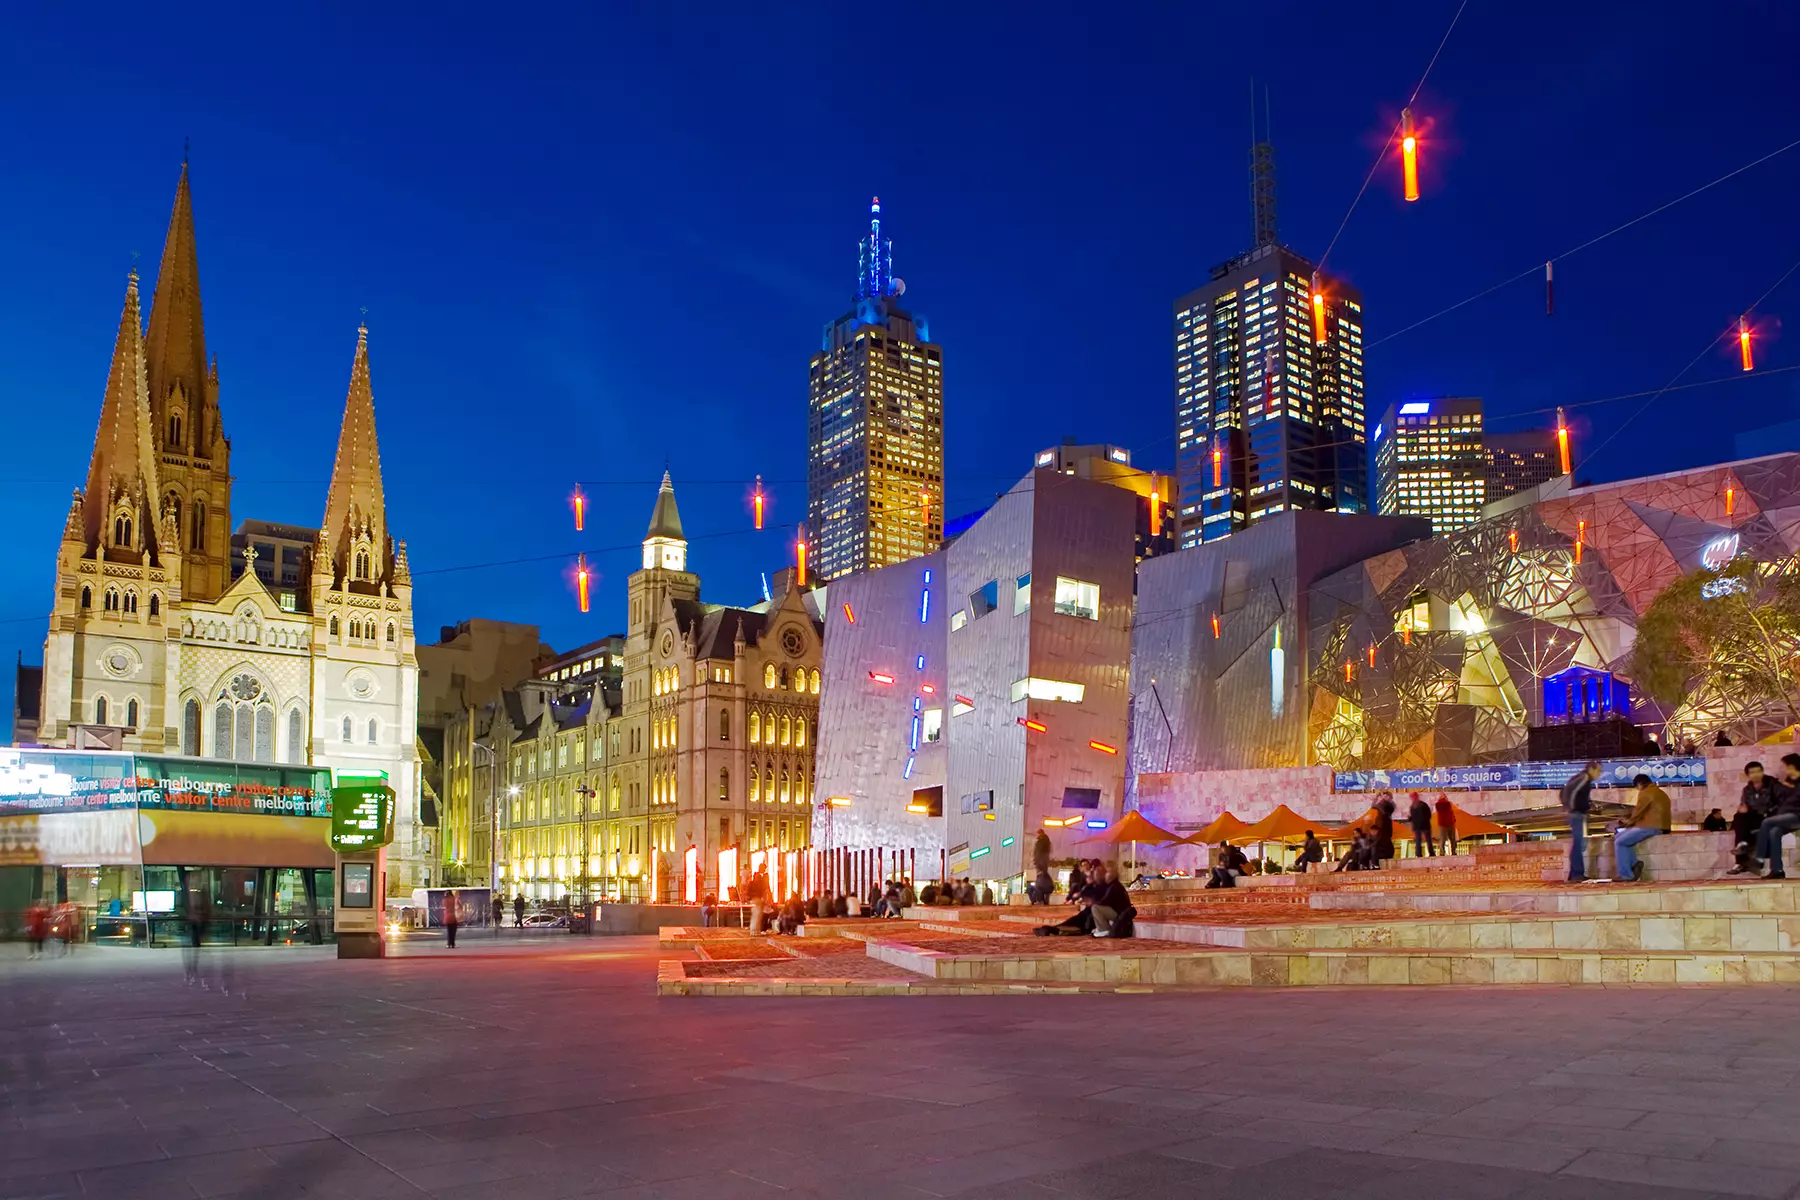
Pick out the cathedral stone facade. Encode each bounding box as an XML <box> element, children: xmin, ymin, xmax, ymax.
<box><xmin>35</xmin><ymin>165</ymin><xmax>427</xmax><ymax>893</ymax></box>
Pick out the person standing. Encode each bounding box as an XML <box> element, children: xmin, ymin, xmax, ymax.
<box><xmin>24</xmin><ymin>901</ymin><xmax>48</xmax><ymax>958</ymax></box>
<box><xmin>1435</xmin><ymin>794</ymin><xmax>1458</xmax><ymax>855</ymax></box>
<box><xmin>1372</xmin><ymin>793</ymin><xmax>1397</xmax><ymax>865</ymax></box>
<box><xmin>513</xmin><ymin>893</ymin><xmax>526</xmax><ymax>928</ymax></box>
<box><xmin>1746</xmin><ymin>754</ymin><xmax>1800</xmax><ymax>879</ymax></box>
<box><xmin>1614</xmin><ymin>773</ymin><xmax>1672</xmax><ymax>882</ymax></box>
<box><xmin>1407</xmin><ymin>793</ymin><xmax>1435</xmax><ymax>858</ymax></box>
<box><xmin>443</xmin><ymin>893</ymin><xmax>460</xmax><ymax>949</ymax></box>
<box><xmin>1561</xmin><ymin>762</ymin><xmax>1603</xmax><ymax>882</ymax></box>
<box><xmin>491</xmin><ymin>893</ymin><xmax>505</xmax><ymax>931</ymax></box>
<box><xmin>746</xmin><ymin>867</ymin><xmax>771</xmax><ymax>933</ymax></box>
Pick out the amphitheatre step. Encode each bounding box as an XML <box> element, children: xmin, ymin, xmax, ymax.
<box><xmin>860</xmin><ymin>935</ymin><xmax>1800</xmax><ymax>988</ymax></box>
<box><xmin>1136</xmin><ymin>909</ymin><xmax>1800</xmax><ymax>954</ymax></box>
<box><xmin>1309</xmin><ymin>879</ymin><xmax>1800</xmax><ymax>915</ymax></box>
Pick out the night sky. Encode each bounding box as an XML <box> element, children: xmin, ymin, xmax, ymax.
<box><xmin>3</xmin><ymin>2</ymin><xmax>1798</xmax><ymax>715</ymax></box>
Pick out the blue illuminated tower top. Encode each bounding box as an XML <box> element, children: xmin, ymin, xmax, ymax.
<box><xmin>857</xmin><ymin>196</ymin><xmax>895</xmax><ymax>301</ymax></box>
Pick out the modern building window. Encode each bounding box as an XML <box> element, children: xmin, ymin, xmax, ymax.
<box><xmin>1053</xmin><ymin>577</ymin><xmax>1100</xmax><ymax>620</ymax></box>
<box><xmin>923</xmin><ymin>708</ymin><xmax>942</xmax><ymax>742</ymax></box>
<box><xmin>95</xmin><ymin>696</ymin><xmax>108</xmax><ymax>725</ymax></box>
<box><xmin>1014</xmin><ymin>573</ymin><xmax>1032</xmax><ymax>614</ymax></box>
<box><xmin>969</xmin><ymin>580</ymin><xmax>999</xmax><ymax>619</ymax></box>
<box><xmin>950</xmin><ymin>610</ymin><xmax>967</xmax><ymax>632</ymax></box>
<box><xmin>1010</xmin><ymin>677</ymin><xmax>1086</xmax><ymax>703</ymax></box>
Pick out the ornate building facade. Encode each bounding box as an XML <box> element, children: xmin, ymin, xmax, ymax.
<box><xmin>35</xmin><ymin>165</ymin><xmax>426</xmax><ymax>891</ymax></box>
<box><xmin>477</xmin><ymin>474</ymin><xmax>824</xmax><ymax>902</ymax></box>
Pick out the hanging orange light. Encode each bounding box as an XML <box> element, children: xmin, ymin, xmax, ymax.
<box><xmin>1211</xmin><ymin>613</ymin><xmax>1221</xmax><ymax>639</ymax></box>
<box><xmin>1400</xmin><ymin>627</ymin><xmax>1412</xmax><ymax>646</ymax></box>
<box><xmin>1148</xmin><ymin>473</ymin><xmax>1162</xmax><ymax>537</ymax></box>
<box><xmin>1508</xmin><ymin>528</ymin><xmax>1519</xmax><ymax>554</ymax></box>
<box><xmin>1343</xmin><ymin>661</ymin><xmax>1354</xmax><ymax>683</ymax></box>
<box><xmin>1211</xmin><ymin>435</ymin><xmax>1223</xmax><ymax>488</ymax></box>
<box><xmin>1575</xmin><ymin>519</ymin><xmax>1586</xmax><ymax>564</ymax></box>
<box><xmin>1556</xmin><ymin>407</ymin><xmax>1571</xmax><ymax>475</ymax></box>
<box><xmin>576</xmin><ymin>553</ymin><xmax>590</xmax><ymax>613</ymax></box>
<box><xmin>1311</xmin><ymin>274</ymin><xmax>1328</xmax><ymax>344</ymax></box>
<box><xmin>572</xmin><ymin>488</ymin><xmax>585</xmax><ymax>532</ymax></box>
<box><xmin>1400</xmin><ymin>108</ymin><xmax>1420</xmax><ymax>202</ymax></box>
<box><xmin>752</xmin><ymin>475</ymin><xmax>765</xmax><ymax>531</ymax></box>
<box><xmin>1726</xmin><ymin>482</ymin><xmax>1737</xmax><ymax>517</ymax></box>
<box><xmin>920</xmin><ymin>487</ymin><xmax>931</xmax><ymax>534</ymax></box>
<box><xmin>1740</xmin><ymin>317</ymin><xmax>1755</xmax><ymax>372</ymax></box>
<box><xmin>795</xmin><ymin>531</ymin><xmax>808</xmax><ymax>587</ymax></box>
<box><xmin>1367</xmin><ymin>643</ymin><xmax>1377</xmax><ymax>668</ymax></box>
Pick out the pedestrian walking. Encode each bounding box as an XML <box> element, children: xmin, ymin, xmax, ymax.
<box><xmin>1561</xmin><ymin>761</ymin><xmax>1603</xmax><ymax>882</ymax></box>
<box><xmin>443</xmin><ymin>894</ymin><xmax>460</xmax><ymax>949</ymax></box>
<box><xmin>1435</xmin><ymin>794</ymin><xmax>1458</xmax><ymax>855</ymax></box>
<box><xmin>513</xmin><ymin>894</ymin><xmax>526</xmax><ymax>928</ymax></box>
<box><xmin>1407</xmin><ymin>793</ymin><xmax>1435</xmax><ymax>857</ymax></box>
<box><xmin>491</xmin><ymin>894</ymin><xmax>504</xmax><ymax>930</ymax></box>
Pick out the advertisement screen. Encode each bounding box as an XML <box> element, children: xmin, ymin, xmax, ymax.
<box><xmin>341</xmin><ymin>862</ymin><xmax>375</xmax><ymax>909</ymax></box>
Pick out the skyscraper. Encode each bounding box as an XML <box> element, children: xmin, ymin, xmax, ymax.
<box><xmin>808</xmin><ymin>198</ymin><xmax>944</xmax><ymax>581</ymax></box>
<box><xmin>1173</xmin><ymin>140</ymin><xmax>1367</xmax><ymax>548</ymax></box>
<box><xmin>1484</xmin><ymin>428</ymin><xmax>1562</xmax><ymax>503</ymax></box>
<box><xmin>1374</xmin><ymin>397</ymin><xmax>1485</xmax><ymax>532</ymax></box>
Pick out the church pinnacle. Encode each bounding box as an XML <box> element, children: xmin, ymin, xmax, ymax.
<box><xmin>321</xmin><ymin>324</ymin><xmax>389</xmax><ymax>585</ymax></box>
<box><xmin>144</xmin><ymin>161</ymin><xmax>214</xmax><ymax>452</ymax></box>
<box><xmin>79</xmin><ymin>270</ymin><xmax>162</xmax><ymax>556</ymax></box>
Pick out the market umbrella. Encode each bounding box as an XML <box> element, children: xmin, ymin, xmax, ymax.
<box><xmin>1238</xmin><ymin>805</ymin><xmax>1323</xmax><ymax>844</ymax></box>
<box><xmin>1076</xmin><ymin>810</ymin><xmax>1184</xmax><ymax>846</ymax></box>
<box><xmin>1179</xmin><ymin>812</ymin><xmax>1254</xmax><ymax>846</ymax></box>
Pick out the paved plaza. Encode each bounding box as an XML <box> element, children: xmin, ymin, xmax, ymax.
<box><xmin>4</xmin><ymin>935</ymin><xmax>1800</xmax><ymax>1199</ymax></box>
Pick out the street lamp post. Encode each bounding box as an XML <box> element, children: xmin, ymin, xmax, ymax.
<box><xmin>575</xmin><ymin>785</ymin><xmax>596</xmax><ymax>910</ymax></box>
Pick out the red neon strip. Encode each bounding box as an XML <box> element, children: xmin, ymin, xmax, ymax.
<box><xmin>843</xmin><ymin>602</ymin><xmax>855</xmax><ymax>624</ymax></box>
<box><xmin>868</xmin><ymin>672</ymin><xmax>894</xmax><ymax>685</ymax></box>
<box><xmin>921</xmin><ymin>684</ymin><xmax>935</xmax><ymax>694</ymax></box>
<box><xmin>1018</xmin><ymin>718</ymin><xmax>1046</xmax><ymax>733</ymax></box>
<box><xmin>953</xmin><ymin>695</ymin><xmax>973</xmax><ymax>707</ymax></box>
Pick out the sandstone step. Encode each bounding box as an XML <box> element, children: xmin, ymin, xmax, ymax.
<box><xmin>1136</xmin><ymin>909</ymin><xmax>1800</xmax><ymax>954</ymax></box>
<box><xmin>864</xmin><ymin>937</ymin><xmax>1800</xmax><ymax>988</ymax></box>
<box><xmin>1308</xmin><ymin>879</ymin><xmax>1800</xmax><ymax>915</ymax></box>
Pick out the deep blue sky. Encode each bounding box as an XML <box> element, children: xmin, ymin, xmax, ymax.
<box><xmin>4</xmin><ymin>2</ymin><xmax>1799</xmax><ymax>712</ymax></box>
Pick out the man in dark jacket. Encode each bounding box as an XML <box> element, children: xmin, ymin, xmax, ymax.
<box><xmin>1407</xmin><ymin>794</ymin><xmax>1435</xmax><ymax>858</ymax></box>
<box><xmin>1372</xmin><ymin>793</ymin><xmax>1397</xmax><ymax>864</ymax></box>
<box><xmin>1742</xmin><ymin>761</ymin><xmax>1778</xmax><ymax>817</ymax></box>
<box><xmin>1561</xmin><ymin>762</ymin><xmax>1603</xmax><ymax>882</ymax></box>
<box><xmin>1089</xmin><ymin>865</ymin><xmax>1136</xmax><ymax>938</ymax></box>
<box><xmin>1726</xmin><ymin>800</ymin><xmax>1764</xmax><ymax>874</ymax></box>
<box><xmin>1746</xmin><ymin>754</ymin><xmax>1800</xmax><ymax>879</ymax></box>
<box><xmin>1293</xmin><ymin>831</ymin><xmax>1324</xmax><ymax>873</ymax></box>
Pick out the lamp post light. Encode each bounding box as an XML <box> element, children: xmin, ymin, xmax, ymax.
<box><xmin>574</xmin><ymin>785</ymin><xmax>597</xmax><ymax>910</ymax></box>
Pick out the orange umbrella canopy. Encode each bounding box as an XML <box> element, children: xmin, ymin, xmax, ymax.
<box><xmin>1237</xmin><ymin>805</ymin><xmax>1324</xmax><ymax>844</ymax></box>
<box><xmin>1179</xmin><ymin>812</ymin><xmax>1255</xmax><ymax>846</ymax></box>
<box><xmin>1077</xmin><ymin>810</ymin><xmax>1184</xmax><ymax>846</ymax></box>
<box><xmin>1325</xmin><ymin>801</ymin><xmax>1511</xmax><ymax>840</ymax></box>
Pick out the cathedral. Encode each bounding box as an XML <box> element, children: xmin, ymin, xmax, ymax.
<box><xmin>35</xmin><ymin>164</ymin><xmax>426</xmax><ymax>892</ymax></box>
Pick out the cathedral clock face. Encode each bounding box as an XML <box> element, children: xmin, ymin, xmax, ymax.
<box><xmin>781</xmin><ymin>627</ymin><xmax>804</xmax><ymax>658</ymax></box>
<box><xmin>659</xmin><ymin>631</ymin><xmax>675</xmax><ymax>658</ymax></box>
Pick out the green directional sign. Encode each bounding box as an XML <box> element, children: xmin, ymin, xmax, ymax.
<box><xmin>329</xmin><ymin>783</ymin><xmax>395</xmax><ymax>852</ymax></box>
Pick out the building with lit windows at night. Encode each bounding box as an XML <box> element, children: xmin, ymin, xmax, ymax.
<box><xmin>1030</xmin><ymin>442</ymin><xmax>1177</xmax><ymax>563</ymax></box>
<box><xmin>473</xmin><ymin>475</ymin><xmax>824</xmax><ymax>904</ymax></box>
<box><xmin>1173</xmin><ymin>140</ymin><xmax>1367</xmax><ymax>548</ymax></box>
<box><xmin>813</xmin><ymin>468</ymin><xmax>1136</xmax><ymax>892</ymax></box>
<box><xmin>17</xmin><ymin>163</ymin><xmax>427</xmax><ymax>923</ymax></box>
<box><xmin>1484</xmin><ymin>427</ymin><xmax>1564</xmax><ymax>504</ymax></box>
<box><xmin>1374</xmin><ymin>397</ymin><xmax>1487</xmax><ymax>533</ymax></box>
<box><xmin>807</xmin><ymin>198</ymin><xmax>944</xmax><ymax>581</ymax></box>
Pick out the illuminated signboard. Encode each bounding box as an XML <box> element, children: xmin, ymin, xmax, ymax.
<box><xmin>0</xmin><ymin>749</ymin><xmax>331</xmax><ymax>818</ymax></box>
<box><xmin>328</xmin><ymin>783</ymin><xmax>395</xmax><ymax>852</ymax></box>
<box><xmin>1700</xmin><ymin>534</ymin><xmax>1741</xmax><ymax>571</ymax></box>
<box><xmin>1399</xmin><ymin>401</ymin><xmax>1431</xmax><ymax>415</ymax></box>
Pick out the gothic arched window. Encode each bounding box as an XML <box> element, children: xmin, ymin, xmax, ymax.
<box><xmin>764</xmin><ymin>663</ymin><xmax>777</xmax><ymax>689</ymax></box>
<box><xmin>166</xmin><ymin>494</ymin><xmax>181</xmax><ymax>538</ymax></box>
<box><xmin>354</xmin><ymin>548</ymin><xmax>370</xmax><ymax>581</ymax></box>
<box><xmin>287</xmin><ymin>709</ymin><xmax>304</xmax><ymax>763</ymax></box>
<box><xmin>113</xmin><ymin>514</ymin><xmax>131</xmax><ymax>548</ymax></box>
<box><xmin>213</xmin><ymin>702</ymin><xmax>231</xmax><ymax>758</ymax></box>
<box><xmin>104</xmin><ymin>587</ymin><xmax>120</xmax><ymax>613</ymax></box>
<box><xmin>385</xmin><ymin>621</ymin><xmax>396</xmax><ymax>644</ymax></box>
<box><xmin>796</xmin><ymin>717</ymin><xmax>807</xmax><ymax>748</ymax></box>
<box><xmin>181</xmin><ymin>698</ymin><xmax>199</xmax><ymax>755</ymax></box>
<box><xmin>719</xmin><ymin>707</ymin><xmax>730</xmax><ymax>742</ymax></box>
<box><xmin>126</xmin><ymin>698</ymin><xmax>139</xmax><ymax>729</ymax></box>
<box><xmin>167</xmin><ymin>413</ymin><xmax>182</xmax><ymax>446</ymax></box>
<box><xmin>719</xmin><ymin>769</ymin><xmax>729</xmax><ymax>803</ymax></box>
<box><xmin>779</xmin><ymin>715</ymin><xmax>791</xmax><ymax>746</ymax></box>
<box><xmin>367</xmin><ymin>718</ymin><xmax>379</xmax><ymax>745</ymax></box>
<box><xmin>341</xmin><ymin>715</ymin><xmax>353</xmax><ymax>742</ymax></box>
<box><xmin>148</xmin><ymin>594</ymin><xmax>160</xmax><ymax>619</ymax></box>
<box><xmin>329</xmin><ymin>615</ymin><xmax>340</xmax><ymax>638</ymax></box>
<box><xmin>190</xmin><ymin>501</ymin><xmax>206</xmax><ymax>550</ymax></box>
<box><xmin>80</xmin><ymin>586</ymin><xmax>91</xmax><ymax>610</ymax></box>
<box><xmin>95</xmin><ymin>696</ymin><xmax>108</xmax><ymax>725</ymax></box>
<box><xmin>748</xmin><ymin>710</ymin><xmax>761</xmax><ymax>743</ymax></box>
<box><xmin>123</xmin><ymin>590</ymin><xmax>138</xmax><ymax>615</ymax></box>
<box><xmin>809</xmin><ymin>668</ymin><xmax>821</xmax><ymax>695</ymax></box>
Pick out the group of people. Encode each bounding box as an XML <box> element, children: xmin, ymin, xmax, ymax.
<box><xmin>21</xmin><ymin>900</ymin><xmax>83</xmax><ymax>956</ymax></box>
<box><xmin>1559</xmin><ymin>761</ymin><xmax>1675</xmax><ymax>882</ymax></box>
<box><xmin>1723</xmin><ymin>755</ymin><xmax>1800</xmax><ymax>878</ymax></box>
<box><xmin>1033</xmin><ymin>860</ymin><xmax>1135</xmax><ymax>938</ymax></box>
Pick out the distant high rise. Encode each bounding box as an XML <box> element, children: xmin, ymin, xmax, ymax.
<box><xmin>1173</xmin><ymin>136</ymin><xmax>1367</xmax><ymax>548</ymax></box>
<box><xmin>1484</xmin><ymin>428</ymin><xmax>1563</xmax><ymax>503</ymax></box>
<box><xmin>1374</xmin><ymin>397</ymin><xmax>1485</xmax><ymax>532</ymax></box>
<box><xmin>808</xmin><ymin>199</ymin><xmax>944</xmax><ymax>581</ymax></box>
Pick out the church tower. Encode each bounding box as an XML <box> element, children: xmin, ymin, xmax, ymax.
<box><xmin>40</xmin><ymin>271</ymin><xmax>181</xmax><ymax>749</ymax></box>
<box><xmin>144</xmin><ymin>162</ymin><xmax>233</xmax><ymax>601</ymax></box>
<box><xmin>627</xmin><ymin>472</ymin><xmax>700</xmax><ymax>651</ymax></box>
<box><xmin>309</xmin><ymin>325</ymin><xmax>423</xmax><ymax>886</ymax></box>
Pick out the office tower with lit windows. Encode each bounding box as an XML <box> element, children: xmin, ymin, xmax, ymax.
<box><xmin>808</xmin><ymin>198</ymin><xmax>944</xmax><ymax>581</ymax></box>
<box><xmin>1484</xmin><ymin>428</ymin><xmax>1562</xmax><ymax>503</ymax></box>
<box><xmin>1374</xmin><ymin>397</ymin><xmax>1486</xmax><ymax>532</ymax></box>
<box><xmin>1173</xmin><ymin>142</ymin><xmax>1367</xmax><ymax>548</ymax></box>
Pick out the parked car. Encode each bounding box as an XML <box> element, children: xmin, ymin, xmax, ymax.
<box><xmin>521</xmin><ymin>912</ymin><xmax>568</xmax><ymax>928</ymax></box>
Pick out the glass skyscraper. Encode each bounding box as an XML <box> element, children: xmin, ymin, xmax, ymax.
<box><xmin>808</xmin><ymin>199</ymin><xmax>944</xmax><ymax>581</ymax></box>
<box><xmin>1173</xmin><ymin>145</ymin><xmax>1367</xmax><ymax>548</ymax></box>
<box><xmin>1374</xmin><ymin>396</ymin><xmax>1486</xmax><ymax>532</ymax></box>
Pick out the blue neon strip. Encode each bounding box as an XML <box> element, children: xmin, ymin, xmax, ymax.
<box><xmin>920</xmin><ymin>588</ymin><xmax>930</xmax><ymax>623</ymax></box>
<box><xmin>916</xmin><ymin>654</ymin><xmax>925</xmax><ymax>670</ymax></box>
<box><xmin>913</xmin><ymin>697</ymin><xmax>922</xmax><ymax>712</ymax></box>
<box><xmin>903</xmin><ymin>756</ymin><xmax>915</xmax><ymax>779</ymax></box>
<box><xmin>910</xmin><ymin>716</ymin><xmax>920</xmax><ymax>751</ymax></box>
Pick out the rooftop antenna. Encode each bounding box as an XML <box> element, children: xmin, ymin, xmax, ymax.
<box><xmin>1250</xmin><ymin>81</ymin><xmax>1278</xmax><ymax>250</ymax></box>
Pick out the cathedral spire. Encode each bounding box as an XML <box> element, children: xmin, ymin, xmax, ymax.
<box><xmin>144</xmin><ymin>161</ymin><xmax>212</xmax><ymax>451</ymax></box>
<box><xmin>81</xmin><ymin>271</ymin><xmax>161</xmax><ymax>554</ymax></box>
<box><xmin>322</xmin><ymin>324</ymin><xmax>388</xmax><ymax>585</ymax></box>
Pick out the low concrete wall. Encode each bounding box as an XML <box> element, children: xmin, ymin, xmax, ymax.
<box><xmin>594</xmin><ymin>903</ymin><xmax>700</xmax><ymax>935</ymax></box>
